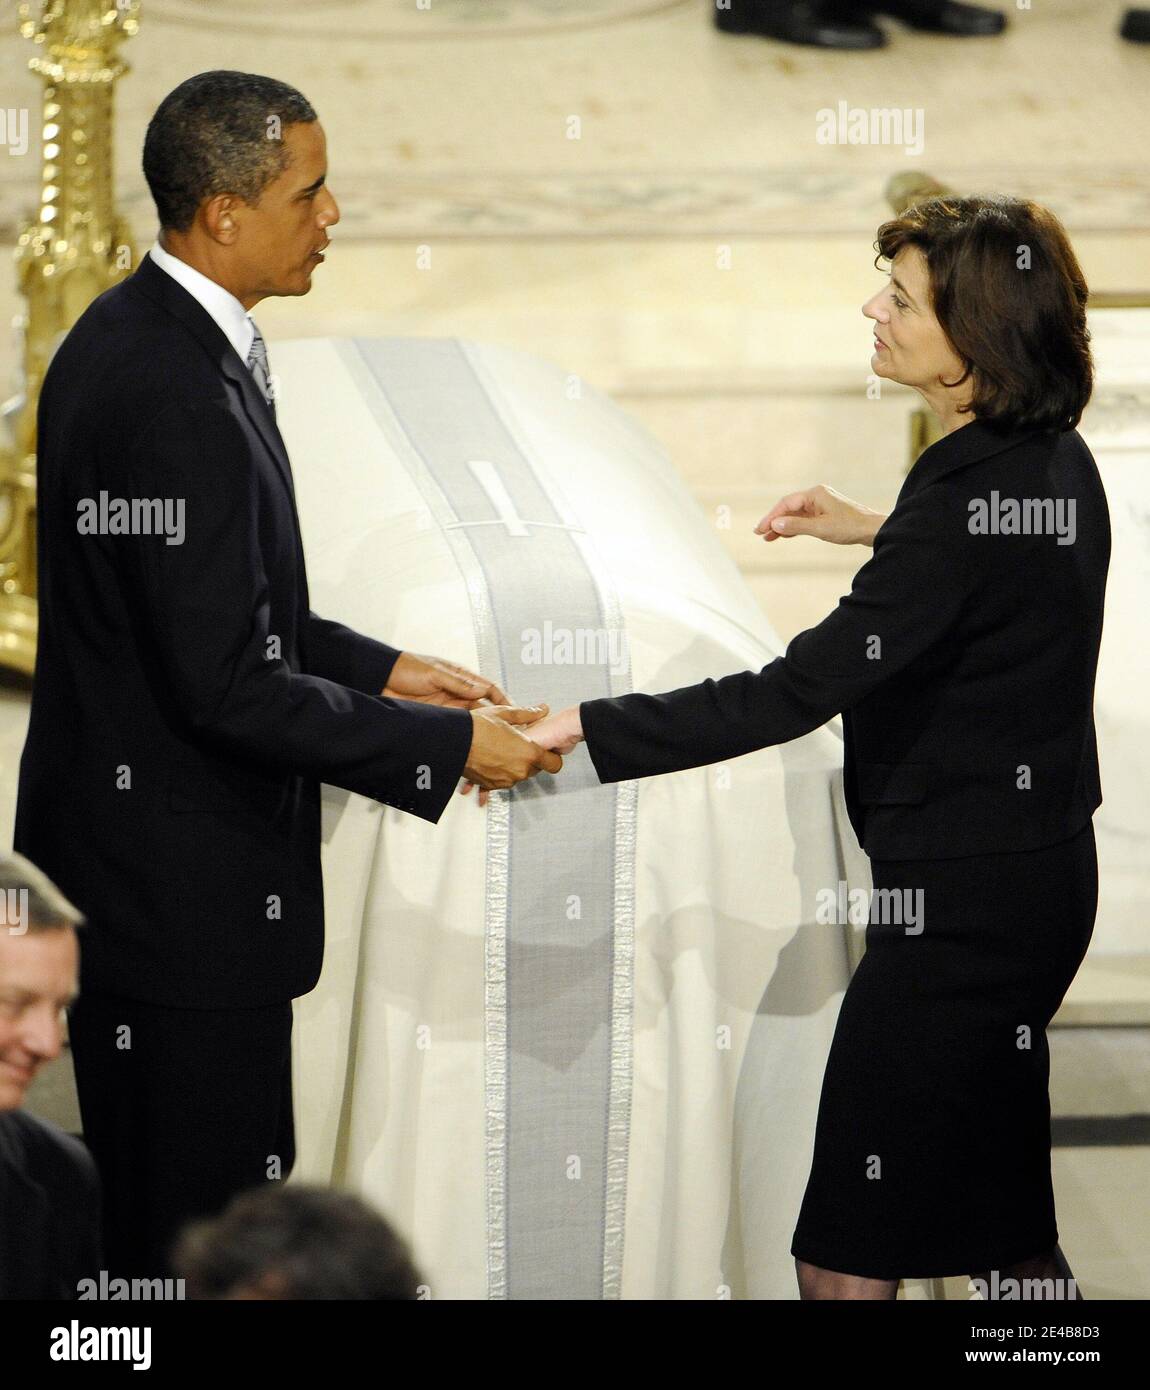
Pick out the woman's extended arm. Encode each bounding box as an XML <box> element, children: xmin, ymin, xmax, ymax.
<box><xmin>529</xmin><ymin>481</ymin><xmax>971</xmax><ymax>784</ymax></box>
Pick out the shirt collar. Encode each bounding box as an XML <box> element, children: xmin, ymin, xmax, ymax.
<box><xmin>148</xmin><ymin>236</ymin><xmax>257</xmax><ymax>366</ymax></box>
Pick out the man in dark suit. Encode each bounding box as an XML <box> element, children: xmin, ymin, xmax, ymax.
<box><xmin>13</xmin><ymin>69</ymin><xmax>562</xmax><ymax>1279</ymax></box>
<box><xmin>0</xmin><ymin>853</ymin><xmax>101</xmax><ymax>1300</ymax></box>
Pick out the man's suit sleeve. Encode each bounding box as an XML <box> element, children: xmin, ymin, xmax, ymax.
<box><xmin>305</xmin><ymin>610</ymin><xmax>402</xmax><ymax>695</ymax></box>
<box><xmin>579</xmin><ymin>483</ymin><xmax>972</xmax><ymax>784</ymax></box>
<box><xmin>124</xmin><ymin>401</ymin><xmax>473</xmax><ymax>822</ymax></box>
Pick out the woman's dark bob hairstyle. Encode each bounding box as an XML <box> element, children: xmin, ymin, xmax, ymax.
<box><xmin>873</xmin><ymin>195</ymin><xmax>1093</xmax><ymax>433</ymax></box>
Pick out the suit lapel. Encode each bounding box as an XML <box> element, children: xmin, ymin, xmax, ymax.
<box><xmin>126</xmin><ymin>252</ymin><xmax>297</xmax><ymax>505</ymax></box>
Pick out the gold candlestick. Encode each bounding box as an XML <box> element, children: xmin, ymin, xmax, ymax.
<box><xmin>0</xmin><ymin>0</ymin><xmax>141</xmax><ymax>674</ymax></box>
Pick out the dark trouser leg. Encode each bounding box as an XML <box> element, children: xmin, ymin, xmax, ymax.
<box><xmin>68</xmin><ymin>991</ymin><xmax>295</xmax><ymax>1280</ymax></box>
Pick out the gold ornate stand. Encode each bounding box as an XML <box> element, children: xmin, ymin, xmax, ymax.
<box><xmin>0</xmin><ymin>0</ymin><xmax>140</xmax><ymax>675</ymax></box>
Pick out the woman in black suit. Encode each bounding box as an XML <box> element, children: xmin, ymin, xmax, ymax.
<box><xmin>526</xmin><ymin>196</ymin><xmax>1108</xmax><ymax>1299</ymax></box>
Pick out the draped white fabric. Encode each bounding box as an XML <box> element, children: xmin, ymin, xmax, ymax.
<box><xmin>277</xmin><ymin>337</ymin><xmax>873</xmax><ymax>1299</ymax></box>
<box><xmin>1079</xmin><ymin>308</ymin><xmax>1150</xmax><ymax>958</ymax></box>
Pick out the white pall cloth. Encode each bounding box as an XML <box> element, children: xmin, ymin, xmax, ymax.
<box><xmin>275</xmin><ymin>336</ymin><xmax>871</xmax><ymax>1299</ymax></box>
<box><xmin>1078</xmin><ymin>308</ymin><xmax>1150</xmax><ymax>959</ymax></box>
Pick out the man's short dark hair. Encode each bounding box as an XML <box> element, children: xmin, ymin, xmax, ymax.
<box><xmin>172</xmin><ymin>1185</ymin><xmax>422</xmax><ymax>1300</ymax></box>
<box><xmin>142</xmin><ymin>70</ymin><xmax>317</xmax><ymax>233</ymax></box>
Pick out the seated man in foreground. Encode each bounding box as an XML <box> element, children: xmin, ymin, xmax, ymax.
<box><xmin>0</xmin><ymin>853</ymin><xmax>101</xmax><ymax>1300</ymax></box>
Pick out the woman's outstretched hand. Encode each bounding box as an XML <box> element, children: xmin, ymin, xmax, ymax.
<box><xmin>756</xmin><ymin>484</ymin><xmax>887</xmax><ymax>547</ymax></box>
<box><xmin>524</xmin><ymin>705</ymin><xmax>584</xmax><ymax>755</ymax></box>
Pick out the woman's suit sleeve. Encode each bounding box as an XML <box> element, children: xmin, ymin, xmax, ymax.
<box><xmin>579</xmin><ymin>482</ymin><xmax>972</xmax><ymax>785</ymax></box>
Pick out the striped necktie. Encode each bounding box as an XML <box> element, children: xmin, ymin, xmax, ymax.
<box><xmin>246</xmin><ymin>323</ymin><xmax>276</xmax><ymax>416</ymax></box>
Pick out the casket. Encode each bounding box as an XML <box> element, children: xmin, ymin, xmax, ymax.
<box><xmin>276</xmin><ymin>336</ymin><xmax>872</xmax><ymax>1299</ymax></box>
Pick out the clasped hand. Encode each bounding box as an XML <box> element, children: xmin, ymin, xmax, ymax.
<box><xmin>381</xmin><ymin>651</ymin><xmax>583</xmax><ymax>807</ymax></box>
<box><xmin>460</xmin><ymin>703</ymin><xmax>584</xmax><ymax>807</ymax></box>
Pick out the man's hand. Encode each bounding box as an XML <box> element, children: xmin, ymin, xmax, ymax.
<box><xmin>755</xmin><ymin>485</ymin><xmax>887</xmax><ymax>547</ymax></box>
<box><xmin>382</xmin><ymin>652</ymin><xmax>510</xmax><ymax>707</ymax></box>
<box><xmin>461</xmin><ymin>705</ymin><xmax>563</xmax><ymax>800</ymax></box>
<box><xmin>523</xmin><ymin>705</ymin><xmax>584</xmax><ymax>755</ymax></box>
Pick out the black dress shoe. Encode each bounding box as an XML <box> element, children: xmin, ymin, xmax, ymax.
<box><xmin>1120</xmin><ymin>9</ymin><xmax>1150</xmax><ymax>42</ymax></box>
<box><xmin>715</xmin><ymin>0</ymin><xmax>887</xmax><ymax>49</ymax></box>
<box><xmin>858</xmin><ymin>1</ymin><xmax>1006</xmax><ymax>34</ymax></box>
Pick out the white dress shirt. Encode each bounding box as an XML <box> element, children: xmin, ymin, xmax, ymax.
<box><xmin>148</xmin><ymin>236</ymin><xmax>259</xmax><ymax>366</ymax></box>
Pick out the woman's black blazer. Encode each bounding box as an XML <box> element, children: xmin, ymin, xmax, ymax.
<box><xmin>580</xmin><ymin>419</ymin><xmax>1110</xmax><ymax>860</ymax></box>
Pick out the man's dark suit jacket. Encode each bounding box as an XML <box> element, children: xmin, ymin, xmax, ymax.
<box><xmin>15</xmin><ymin>251</ymin><xmax>474</xmax><ymax>1008</ymax></box>
<box><xmin>581</xmin><ymin>419</ymin><xmax>1110</xmax><ymax>860</ymax></box>
<box><xmin>0</xmin><ymin>1109</ymin><xmax>101</xmax><ymax>1299</ymax></box>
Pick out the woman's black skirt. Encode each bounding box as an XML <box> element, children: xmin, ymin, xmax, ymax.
<box><xmin>790</xmin><ymin>818</ymin><xmax>1098</xmax><ymax>1280</ymax></box>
